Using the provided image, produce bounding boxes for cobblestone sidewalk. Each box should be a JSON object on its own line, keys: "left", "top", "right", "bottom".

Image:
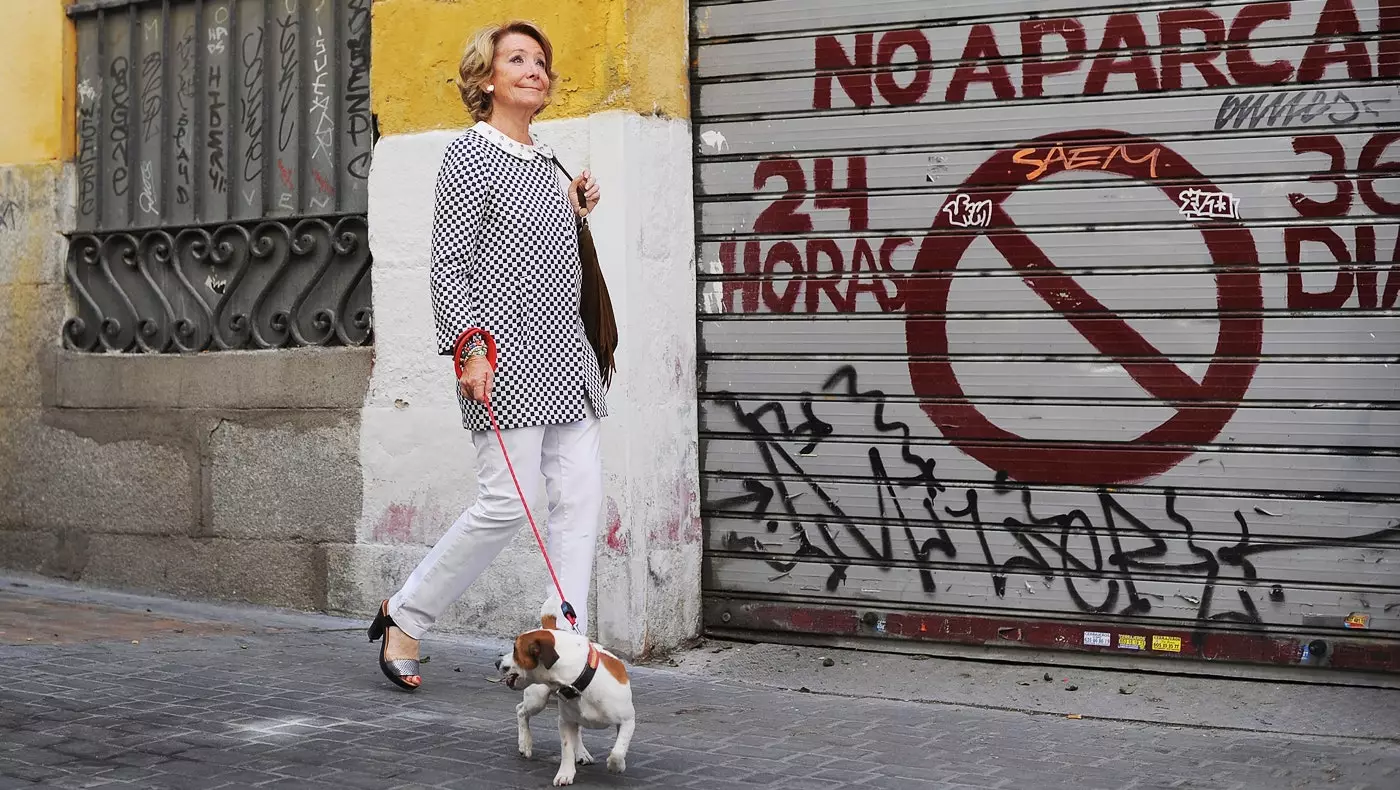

{"left": 1, "top": 582, "right": 1398, "bottom": 790}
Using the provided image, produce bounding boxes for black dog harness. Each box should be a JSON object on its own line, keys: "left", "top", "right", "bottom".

{"left": 558, "top": 643, "right": 600, "bottom": 700}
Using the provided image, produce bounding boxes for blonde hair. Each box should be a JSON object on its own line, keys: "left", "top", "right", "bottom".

{"left": 456, "top": 20, "right": 558, "bottom": 122}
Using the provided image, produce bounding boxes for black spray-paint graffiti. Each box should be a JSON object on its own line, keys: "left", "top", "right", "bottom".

{"left": 714, "top": 366, "right": 1400, "bottom": 626}
{"left": 77, "top": 104, "right": 99, "bottom": 217}
{"left": 174, "top": 26, "right": 195, "bottom": 206}
{"left": 275, "top": 12, "right": 299, "bottom": 153}
{"left": 0, "top": 199, "right": 18, "bottom": 231}
{"left": 139, "top": 51, "right": 163, "bottom": 144}
{"left": 240, "top": 26, "right": 267, "bottom": 191}
{"left": 1215, "top": 90, "right": 1390, "bottom": 131}
{"left": 109, "top": 56, "right": 132, "bottom": 198}
{"left": 344, "top": 0, "right": 372, "bottom": 181}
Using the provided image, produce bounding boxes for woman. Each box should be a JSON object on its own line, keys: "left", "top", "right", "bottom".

{"left": 368, "top": 20, "right": 606, "bottom": 691}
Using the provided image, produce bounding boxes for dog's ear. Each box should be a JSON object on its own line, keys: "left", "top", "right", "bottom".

{"left": 532, "top": 632, "right": 561, "bottom": 669}
{"left": 515, "top": 630, "right": 560, "bottom": 670}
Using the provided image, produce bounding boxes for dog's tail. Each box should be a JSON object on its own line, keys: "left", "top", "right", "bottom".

{"left": 540, "top": 595, "right": 577, "bottom": 632}
{"left": 540, "top": 595, "right": 557, "bottom": 630}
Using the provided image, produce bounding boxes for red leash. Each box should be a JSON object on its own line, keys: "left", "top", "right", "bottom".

{"left": 453, "top": 329, "right": 579, "bottom": 632}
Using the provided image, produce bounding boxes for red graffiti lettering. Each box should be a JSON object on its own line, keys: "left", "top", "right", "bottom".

{"left": 1020, "top": 19, "right": 1086, "bottom": 99}
{"left": 810, "top": 4, "right": 1393, "bottom": 110}
{"left": 1283, "top": 227, "right": 1395, "bottom": 309}
{"left": 1358, "top": 133, "right": 1400, "bottom": 215}
{"left": 1386, "top": 252, "right": 1400, "bottom": 309}
{"left": 1286, "top": 227, "right": 1352, "bottom": 310}
{"left": 719, "top": 240, "right": 758, "bottom": 314}
{"left": 753, "top": 158, "right": 812, "bottom": 234}
{"left": 763, "top": 242, "right": 803, "bottom": 313}
{"left": 1289, "top": 135, "right": 1353, "bottom": 218}
{"left": 1085, "top": 14, "right": 1159, "bottom": 93}
{"left": 1158, "top": 9, "right": 1228, "bottom": 90}
{"left": 861, "top": 238, "right": 910, "bottom": 312}
{"left": 813, "top": 30, "right": 932, "bottom": 109}
{"left": 875, "top": 30, "right": 932, "bottom": 105}
{"left": 720, "top": 238, "right": 911, "bottom": 315}
{"left": 1382, "top": 0, "right": 1400, "bottom": 77}
{"left": 1355, "top": 225, "right": 1380, "bottom": 309}
{"left": 814, "top": 157, "right": 869, "bottom": 230}
{"left": 806, "top": 239, "right": 852, "bottom": 313}
{"left": 812, "top": 33, "right": 873, "bottom": 109}
{"left": 1286, "top": 133, "right": 1400, "bottom": 311}
{"left": 735, "top": 157, "right": 895, "bottom": 314}
{"left": 1290, "top": 133, "right": 1400, "bottom": 218}
{"left": 1227, "top": 3, "right": 1296, "bottom": 85}
{"left": 1298, "top": 0, "right": 1373, "bottom": 82}
{"left": 946, "top": 24, "right": 1015, "bottom": 102}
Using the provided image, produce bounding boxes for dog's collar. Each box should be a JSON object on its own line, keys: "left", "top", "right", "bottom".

{"left": 558, "top": 643, "right": 599, "bottom": 700}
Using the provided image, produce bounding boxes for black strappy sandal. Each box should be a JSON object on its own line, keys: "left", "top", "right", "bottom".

{"left": 368, "top": 600, "right": 422, "bottom": 691}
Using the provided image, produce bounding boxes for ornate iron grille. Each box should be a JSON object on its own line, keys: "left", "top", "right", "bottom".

{"left": 64, "top": 0, "right": 374, "bottom": 352}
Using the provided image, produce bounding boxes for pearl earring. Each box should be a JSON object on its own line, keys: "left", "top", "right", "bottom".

{"left": 485, "top": 85, "right": 494, "bottom": 93}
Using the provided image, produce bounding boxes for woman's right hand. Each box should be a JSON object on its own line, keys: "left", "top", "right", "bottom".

{"left": 458, "top": 356, "right": 494, "bottom": 403}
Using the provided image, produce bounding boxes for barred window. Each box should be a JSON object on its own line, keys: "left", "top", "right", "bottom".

{"left": 64, "top": 0, "right": 374, "bottom": 353}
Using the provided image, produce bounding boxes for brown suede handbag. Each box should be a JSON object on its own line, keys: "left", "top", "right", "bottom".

{"left": 554, "top": 160, "right": 618, "bottom": 389}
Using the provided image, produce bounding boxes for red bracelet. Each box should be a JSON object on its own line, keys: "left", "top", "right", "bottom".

{"left": 452, "top": 328, "right": 498, "bottom": 379}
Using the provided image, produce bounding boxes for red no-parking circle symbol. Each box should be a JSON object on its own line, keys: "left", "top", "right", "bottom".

{"left": 905, "top": 130, "right": 1264, "bottom": 486}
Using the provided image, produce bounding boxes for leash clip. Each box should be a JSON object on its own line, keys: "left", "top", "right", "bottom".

{"left": 560, "top": 601, "right": 580, "bottom": 633}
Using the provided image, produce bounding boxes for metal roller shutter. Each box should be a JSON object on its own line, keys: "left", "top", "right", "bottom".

{"left": 691, "top": 0, "right": 1400, "bottom": 671}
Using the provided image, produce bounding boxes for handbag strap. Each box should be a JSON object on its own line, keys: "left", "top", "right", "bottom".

{"left": 550, "top": 158, "right": 590, "bottom": 225}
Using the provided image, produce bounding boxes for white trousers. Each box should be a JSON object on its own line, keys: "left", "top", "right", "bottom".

{"left": 388, "top": 409, "right": 603, "bottom": 639}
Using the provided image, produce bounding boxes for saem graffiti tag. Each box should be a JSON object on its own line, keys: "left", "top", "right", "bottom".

{"left": 1012, "top": 143, "right": 1161, "bottom": 181}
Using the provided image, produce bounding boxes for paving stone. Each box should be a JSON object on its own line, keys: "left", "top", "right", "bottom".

{"left": 0, "top": 762, "right": 69, "bottom": 783}
{"left": 4, "top": 591, "right": 1400, "bottom": 790}
{"left": 3, "top": 746, "right": 77, "bottom": 768}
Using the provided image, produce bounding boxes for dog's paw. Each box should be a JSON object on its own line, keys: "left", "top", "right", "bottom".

{"left": 517, "top": 728, "right": 533, "bottom": 759}
{"left": 552, "top": 767, "right": 576, "bottom": 786}
{"left": 575, "top": 744, "right": 595, "bottom": 765}
{"left": 607, "top": 753, "right": 626, "bottom": 774}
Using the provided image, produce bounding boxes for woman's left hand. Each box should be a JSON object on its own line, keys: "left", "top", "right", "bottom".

{"left": 568, "top": 170, "right": 600, "bottom": 218}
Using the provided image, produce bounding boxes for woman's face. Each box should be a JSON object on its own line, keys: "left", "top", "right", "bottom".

{"left": 488, "top": 32, "right": 550, "bottom": 116}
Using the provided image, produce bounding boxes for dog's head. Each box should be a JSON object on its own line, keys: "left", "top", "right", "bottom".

{"left": 495, "top": 628, "right": 560, "bottom": 691}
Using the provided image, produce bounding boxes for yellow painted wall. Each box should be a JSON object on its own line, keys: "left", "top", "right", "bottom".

{"left": 0, "top": 6, "right": 72, "bottom": 508}
{"left": 624, "top": 0, "right": 688, "bottom": 119}
{"left": 371, "top": 0, "right": 688, "bottom": 136}
{"left": 0, "top": 0, "right": 74, "bottom": 165}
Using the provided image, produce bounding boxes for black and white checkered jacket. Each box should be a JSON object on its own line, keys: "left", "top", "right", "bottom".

{"left": 429, "top": 121, "right": 608, "bottom": 431}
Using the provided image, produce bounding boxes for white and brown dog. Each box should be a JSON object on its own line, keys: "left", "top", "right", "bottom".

{"left": 495, "top": 610, "right": 636, "bottom": 787}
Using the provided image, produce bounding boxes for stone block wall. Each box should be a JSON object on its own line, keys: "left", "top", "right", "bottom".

{"left": 2, "top": 341, "right": 371, "bottom": 612}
